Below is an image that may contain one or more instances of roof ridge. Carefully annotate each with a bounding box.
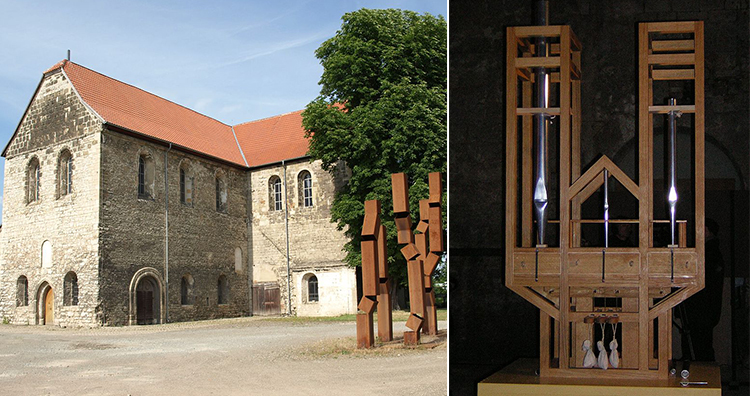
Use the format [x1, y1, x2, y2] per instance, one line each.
[233, 109, 303, 127]
[63, 60, 233, 128]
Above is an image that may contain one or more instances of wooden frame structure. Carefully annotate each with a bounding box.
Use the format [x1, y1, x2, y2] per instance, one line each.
[505, 22, 705, 379]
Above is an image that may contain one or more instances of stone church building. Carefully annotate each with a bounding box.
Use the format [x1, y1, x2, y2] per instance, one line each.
[0, 60, 356, 326]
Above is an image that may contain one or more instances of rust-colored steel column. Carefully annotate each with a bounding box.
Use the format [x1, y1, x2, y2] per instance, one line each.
[376, 223, 393, 341]
[356, 199, 381, 348]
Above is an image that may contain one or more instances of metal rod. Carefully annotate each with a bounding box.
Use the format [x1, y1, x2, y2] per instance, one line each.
[683, 360, 693, 376]
[668, 98, 679, 247]
[533, 0, 550, 247]
[668, 98, 680, 283]
[535, 248, 539, 282]
[602, 249, 606, 282]
[604, 169, 609, 248]
[283, 160, 292, 315]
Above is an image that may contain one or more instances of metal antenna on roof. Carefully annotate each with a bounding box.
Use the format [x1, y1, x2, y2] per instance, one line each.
[67, 50, 70, 61]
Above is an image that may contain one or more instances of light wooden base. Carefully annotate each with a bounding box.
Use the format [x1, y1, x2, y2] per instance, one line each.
[478, 359, 721, 396]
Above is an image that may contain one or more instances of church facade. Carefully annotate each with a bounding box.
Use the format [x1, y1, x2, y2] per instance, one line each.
[0, 60, 356, 326]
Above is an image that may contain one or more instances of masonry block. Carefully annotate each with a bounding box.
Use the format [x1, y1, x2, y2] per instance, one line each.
[395, 215, 414, 244]
[357, 313, 375, 348]
[416, 199, 430, 234]
[404, 330, 420, 345]
[406, 313, 424, 332]
[377, 224, 388, 276]
[428, 172, 443, 205]
[424, 252, 441, 276]
[361, 240, 379, 296]
[428, 205, 444, 252]
[407, 260, 425, 316]
[357, 295, 377, 314]
[377, 281, 393, 342]
[391, 173, 410, 214]
[400, 243, 420, 261]
[361, 199, 381, 237]
[415, 233, 428, 258]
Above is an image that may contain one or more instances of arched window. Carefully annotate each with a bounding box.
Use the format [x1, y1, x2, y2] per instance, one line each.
[179, 163, 194, 206]
[138, 154, 155, 199]
[63, 271, 78, 306]
[181, 274, 194, 305]
[234, 247, 243, 274]
[269, 176, 282, 211]
[27, 157, 40, 203]
[215, 174, 227, 213]
[298, 171, 313, 208]
[58, 150, 73, 197]
[16, 276, 28, 307]
[217, 275, 229, 305]
[308, 275, 319, 302]
[41, 240, 52, 268]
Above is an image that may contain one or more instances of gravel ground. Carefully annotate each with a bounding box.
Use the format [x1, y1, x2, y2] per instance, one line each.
[0, 317, 447, 395]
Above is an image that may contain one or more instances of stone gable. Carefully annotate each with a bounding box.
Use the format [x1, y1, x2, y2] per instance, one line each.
[0, 71, 102, 326]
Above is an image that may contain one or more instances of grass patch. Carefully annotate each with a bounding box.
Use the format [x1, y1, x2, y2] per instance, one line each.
[264, 309, 446, 324]
[297, 329, 446, 359]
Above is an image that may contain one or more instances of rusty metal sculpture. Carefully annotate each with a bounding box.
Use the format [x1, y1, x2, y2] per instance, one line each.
[392, 172, 444, 344]
[357, 199, 382, 348]
[376, 221, 393, 342]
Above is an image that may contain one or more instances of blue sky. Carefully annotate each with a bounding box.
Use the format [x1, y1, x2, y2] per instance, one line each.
[0, 0, 446, 216]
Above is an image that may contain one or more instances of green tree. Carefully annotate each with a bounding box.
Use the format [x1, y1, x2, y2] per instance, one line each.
[302, 8, 446, 289]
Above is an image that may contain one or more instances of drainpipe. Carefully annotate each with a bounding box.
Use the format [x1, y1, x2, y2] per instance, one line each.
[164, 143, 172, 323]
[283, 160, 292, 315]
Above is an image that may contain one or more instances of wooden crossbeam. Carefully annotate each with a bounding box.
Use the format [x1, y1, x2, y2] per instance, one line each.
[648, 105, 696, 113]
[647, 21, 697, 33]
[652, 39, 695, 52]
[652, 69, 695, 80]
[516, 56, 560, 69]
[513, 25, 562, 38]
[516, 107, 561, 115]
[648, 53, 695, 66]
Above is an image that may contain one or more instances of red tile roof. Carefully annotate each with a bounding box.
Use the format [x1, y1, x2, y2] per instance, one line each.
[43, 60, 311, 168]
[233, 111, 310, 167]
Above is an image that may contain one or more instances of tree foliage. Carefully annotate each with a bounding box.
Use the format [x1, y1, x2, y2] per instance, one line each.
[302, 9, 446, 287]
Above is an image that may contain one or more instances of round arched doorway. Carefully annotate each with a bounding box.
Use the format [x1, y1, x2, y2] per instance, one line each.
[136, 276, 160, 325]
[37, 282, 54, 325]
[128, 268, 166, 325]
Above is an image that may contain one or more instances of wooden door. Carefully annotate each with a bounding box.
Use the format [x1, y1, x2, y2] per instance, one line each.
[136, 290, 154, 324]
[44, 288, 54, 325]
[253, 283, 281, 315]
[264, 287, 281, 315]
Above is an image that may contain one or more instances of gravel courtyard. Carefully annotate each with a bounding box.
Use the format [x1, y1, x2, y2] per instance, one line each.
[0, 317, 447, 395]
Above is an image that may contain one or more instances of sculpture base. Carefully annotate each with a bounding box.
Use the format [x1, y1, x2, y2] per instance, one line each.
[478, 359, 721, 396]
[404, 330, 420, 345]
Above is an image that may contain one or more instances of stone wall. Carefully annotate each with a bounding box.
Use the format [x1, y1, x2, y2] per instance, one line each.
[248, 159, 354, 316]
[98, 131, 249, 325]
[293, 267, 356, 317]
[449, 1, 749, 393]
[0, 70, 102, 327]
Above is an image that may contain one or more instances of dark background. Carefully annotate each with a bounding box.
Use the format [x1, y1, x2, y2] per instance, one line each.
[448, 1, 750, 394]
